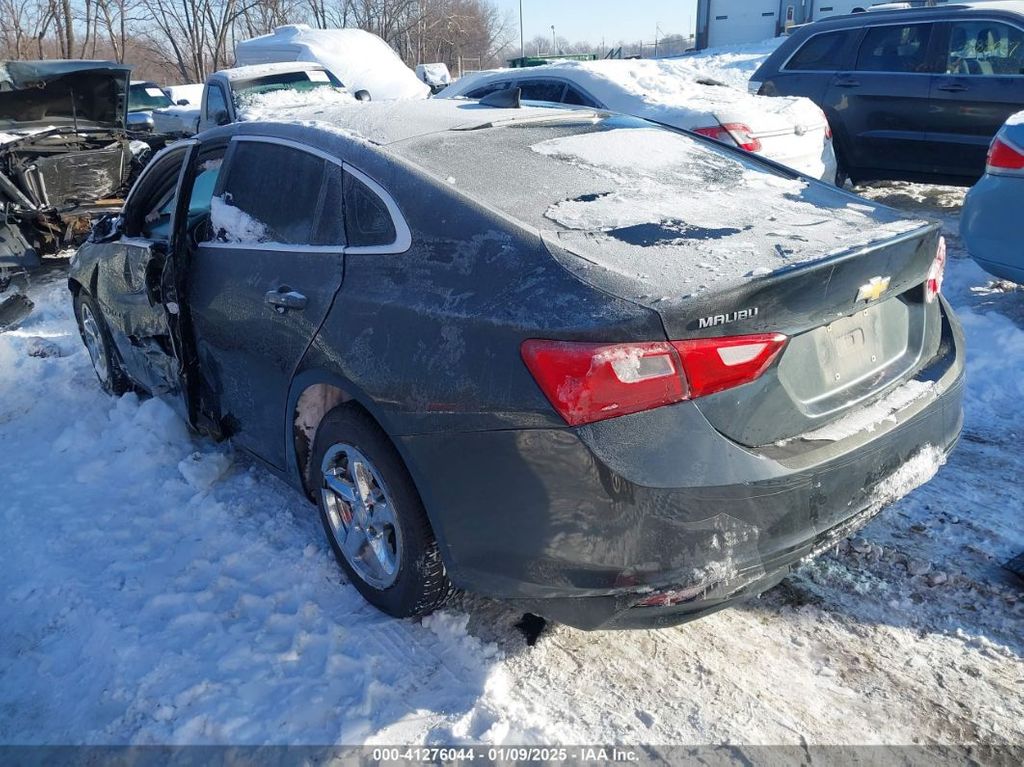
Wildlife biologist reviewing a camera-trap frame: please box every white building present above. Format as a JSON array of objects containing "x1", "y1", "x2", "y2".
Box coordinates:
[{"x1": 694, "y1": 0, "x2": 947, "y2": 50}]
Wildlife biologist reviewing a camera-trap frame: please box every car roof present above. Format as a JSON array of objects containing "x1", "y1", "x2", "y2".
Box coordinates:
[
  {"x1": 800, "y1": 0, "x2": 1024, "y2": 29},
  {"x1": 246, "y1": 97, "x2": 602, "y2": 146},
  {"x1": 214, "y1": 61, "x2": 329, "y2": 81}
]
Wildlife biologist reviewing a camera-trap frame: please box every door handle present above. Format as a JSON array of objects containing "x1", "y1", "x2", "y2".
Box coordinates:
[
  {"x1": 833, "y1": 78, "x2": 860, "y2": 88},
  {"x1": 937, "y1": 82, "x2": 968, "y2": 93},
  {"x1": 265, "y1": 287, "x2": 307, "y2": 313}
]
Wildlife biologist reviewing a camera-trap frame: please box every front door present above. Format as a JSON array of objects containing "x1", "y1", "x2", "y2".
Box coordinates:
[
  {"x1": 186, "y1": 136, "x2": 347, "y2": 469},
  {"x1": 825, "y1": 21, "x2": 940, "y2": 179},
  {"x1": 928, "y1": 18, "x2": 1024, "y2": 180}
]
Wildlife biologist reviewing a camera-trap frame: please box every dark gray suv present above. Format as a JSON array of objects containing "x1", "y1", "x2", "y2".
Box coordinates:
[
  {"x1": 752, "y1": 3, "x2": 1024, "y2": 185},
  {"x1": 68, "y1": 100, "x2": 963, "y2": 630}
]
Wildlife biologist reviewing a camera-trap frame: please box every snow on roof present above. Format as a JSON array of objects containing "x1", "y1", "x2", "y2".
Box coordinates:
[
  {"x1": 445, "y1": 58, "x2": 822, "y2": 133},
  {"x1": 235, "y1": 25, "x2": 429, "y2": 101},
  {"x1": 245, "y1": 97, "x2": 581, "y2": 145},
  {"x1": 216, "y1": 61, "x2": 330, "y2": 82},
  {"x1": 235, "y1": 85, "x2": 356, "y2": 121}
]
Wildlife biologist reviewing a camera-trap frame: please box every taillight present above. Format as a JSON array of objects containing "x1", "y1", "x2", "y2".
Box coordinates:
[
  {"x1": 521, "y1": 334, "x2": 788, "y2": 426},
  {"x1": 986, "y1": 136, "x2": 1024, "y2": 174},
  {"x1": 926, "y1": 236, "x2": 947, "y2": 304},
  {"x1": 693, "y1": 123, "x2": 763, "y2": 153},
  {"x1": 672, "y1": 334, "x2": 788, "y2": 399}
]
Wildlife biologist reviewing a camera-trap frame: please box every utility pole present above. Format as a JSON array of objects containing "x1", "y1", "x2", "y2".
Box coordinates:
[
  {"x1": 551, "y1": 25, "x2": 556, "y2": 54},
  {"x1": 519, "y1": 0, "x2": 525, "y2": 57}
]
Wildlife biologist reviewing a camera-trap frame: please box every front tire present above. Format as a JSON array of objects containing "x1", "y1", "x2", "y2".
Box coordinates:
[
  {"x1": 73, "y1": 290, "x2": 129, "y2": 396},
  {"x1": 310, "y1": 405, "x2": 453, "y2": 618}
]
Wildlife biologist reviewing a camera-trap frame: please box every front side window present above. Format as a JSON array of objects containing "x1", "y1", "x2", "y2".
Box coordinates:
[
  {"x1": 125, "y1": 146, "x2": 189, "y2": 239},
  {"x1": 946, "y1": 20, "x2": 1024, "y2": 75},
  {"x1": 465, "y1": 80, "x2": 511, "y2": 99},
  {"x1": 562, "y1": 85, "x2": 601, "y2": 108},
  {"x1": 205, "y1": 85, "x2": 229, "y2": 121},
  {"x1": 856, "y1": 23, "x2": 934, "y2": 73},
  {"x1": 787, "y1": 30, "x2": 856, "y2": 71},
  {"x1": 211, "y1": 141, "x2": 344, "y2": 247},
  {"x1": 517, "y1": 79, "x2": 568, "y2": 103}
]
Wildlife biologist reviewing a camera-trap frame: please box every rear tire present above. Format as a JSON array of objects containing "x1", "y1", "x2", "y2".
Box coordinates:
[
  {"x1": 73, "y1": 290, "x2": 129, "y2": 396},
  {"x1": 310, "y1": 405, "x2": 453, "y2": 618}
]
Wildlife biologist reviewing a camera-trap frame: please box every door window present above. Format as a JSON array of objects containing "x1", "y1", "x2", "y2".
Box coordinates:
[
  {"x1": 205, "y1": 85, "x2": 229, "y2": 122},
  {"x1": 465, "y1": 81, "x2": 511, "y2": 99},
  {"x1": 562, "y1": 85, "x2": 601, "y2": 108},
  {"x1": 856, "y1": 23, "x2": 934, "y2": 73},
  {"x1": 786, "y1": 30, "x2": 857, "y2": 71},
  {"x1": 517, "y1": 79, "x2": 567, "y2": 103},
  {"x1": 946, "y1": 20, "x2": 1024, "y2": 75},
  {"x1": 211, "y1": 141, "x2": 346, "y2": 247},
  {"x1": 123, "y1": 145, "x2": 189, "y2": 239}
]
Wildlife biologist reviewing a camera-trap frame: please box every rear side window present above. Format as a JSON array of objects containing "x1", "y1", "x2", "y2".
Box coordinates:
[
  {"x1": 946, "y1": 20, "x2": 1024, "y2": 76},
  {"x1": 856, "y1": 23, "x2": 934, "y2": 73},
  {"x1": 786, "y1": 30, "x2": 856, "y2": 71},
  {"x1": 344, "y1": 172, "x2": 396, "y2": 248}
]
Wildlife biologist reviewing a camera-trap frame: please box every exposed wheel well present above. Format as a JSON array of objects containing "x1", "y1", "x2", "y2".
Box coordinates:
[{"x1": 294, "y1": 382, "x2": 392, "y2": 498}]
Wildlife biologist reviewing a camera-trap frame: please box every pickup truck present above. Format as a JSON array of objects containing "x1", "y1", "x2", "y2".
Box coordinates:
[{"x1": 150, "y1": 62, "x2": 357, "y2": 137}]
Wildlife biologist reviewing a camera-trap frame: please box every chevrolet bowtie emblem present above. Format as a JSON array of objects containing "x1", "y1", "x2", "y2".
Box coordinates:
[{"x1": 857, "y1": 276, "x2": 892, "y2": 303}]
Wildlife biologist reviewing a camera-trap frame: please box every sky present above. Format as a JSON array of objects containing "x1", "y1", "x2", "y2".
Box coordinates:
[{"x1": 498, "y1": 0, "x2": 700, "y2": 49}]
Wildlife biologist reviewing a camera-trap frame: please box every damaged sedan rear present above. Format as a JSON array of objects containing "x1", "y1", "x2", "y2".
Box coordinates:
[
  {"x1": 0, "y1": 60, "x2": 133, "y2": 293},
  {"x1": 68, "y1": 100, "x2": 964, "y2": 630}
]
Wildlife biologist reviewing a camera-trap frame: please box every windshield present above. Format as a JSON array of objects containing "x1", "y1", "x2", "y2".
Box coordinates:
[
  {"x1": 231, "y1": 70, "x2": 344, "y2": 104},
  {"x1": 128, "y1": 83, "x2": 173, "y2": 112}
]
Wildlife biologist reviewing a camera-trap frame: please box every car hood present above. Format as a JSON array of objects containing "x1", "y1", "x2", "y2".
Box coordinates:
[{"x1": 0, "y1": 60, "x2": 131, "y2": 131}]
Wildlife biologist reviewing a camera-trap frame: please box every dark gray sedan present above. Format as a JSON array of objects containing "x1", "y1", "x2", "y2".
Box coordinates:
[{"x1": 68, "y1": 99, "x2": 964, "y2": 629}]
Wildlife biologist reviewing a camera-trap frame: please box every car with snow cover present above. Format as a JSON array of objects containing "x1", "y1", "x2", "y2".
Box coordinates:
[
  {"x1": 0, "y1": 59, "x2": 134, "y2": 323},
  {"x1": 436, "y1": 59, "x2": 838, "y2": 182},
  {"x1": 67, "y1": 99, "x2": 964, "y2": 630}
]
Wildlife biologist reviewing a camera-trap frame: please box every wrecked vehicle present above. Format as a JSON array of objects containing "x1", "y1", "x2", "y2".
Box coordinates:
[
  {"x1": 68, "y1": 100, "x2": 963, "y2": 630},
  {"x1": 0, "y1": 59, "x2": 133, "y2": 314}
]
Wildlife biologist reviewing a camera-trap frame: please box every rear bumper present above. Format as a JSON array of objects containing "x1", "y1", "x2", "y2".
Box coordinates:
[
  {"x1": 962, "y1": 175, "x2": 1024, "y2": 283},
  {"x1": 399, "y1": 300, "x2": 965, "y2": 630}
]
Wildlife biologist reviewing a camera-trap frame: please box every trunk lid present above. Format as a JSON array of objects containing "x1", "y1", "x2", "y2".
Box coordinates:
[{"x1": 530, "y1": 127, "x2": 941, "y2": 446}]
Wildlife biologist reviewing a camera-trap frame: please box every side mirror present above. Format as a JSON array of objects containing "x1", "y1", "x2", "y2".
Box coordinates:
[
  {"x1": 177, "y1": 99, "x2": 190, "y2": 106},
  {"x1": 354, "y1": 89, "x2": 371, "y2": 102},
  {"x1": 214, "y1": 109, "x2": 230, "y2": 126}
]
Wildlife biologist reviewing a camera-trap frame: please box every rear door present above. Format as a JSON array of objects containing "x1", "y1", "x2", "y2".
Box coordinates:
[
  {"x1": 186, "y1": 136, "x2": 347, "y2": 469},
  {"x1": 825, "y1": 21, "x2": 940, "y2": 179},
  {"x1": 928, "y1": 17, "x2": 1024, "y2": 180}
]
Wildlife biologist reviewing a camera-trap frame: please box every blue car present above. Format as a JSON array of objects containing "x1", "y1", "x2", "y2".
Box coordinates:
[{"x1": 962, "y1": 111, "x2": 1024, "y2": 284}]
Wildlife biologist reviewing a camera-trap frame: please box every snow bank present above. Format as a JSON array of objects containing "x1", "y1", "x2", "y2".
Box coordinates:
[
  {"x1": 235, "y1": 26, "x2": 429, "y2": 101},
  {"x1": 235, "y1": 85, "x2": 356, "y2": 121},
  {"x1": 210, "y1": 195, "x2": 268, "y2": 243}
]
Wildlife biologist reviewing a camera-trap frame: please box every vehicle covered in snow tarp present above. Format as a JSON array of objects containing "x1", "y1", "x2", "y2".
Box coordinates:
[{"x1": 0, "y1": 59, "x2": 133, "y2": 283}]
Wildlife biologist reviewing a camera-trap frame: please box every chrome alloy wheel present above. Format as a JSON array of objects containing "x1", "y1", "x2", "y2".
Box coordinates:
[
  {"x1": 79, "y1": 301, "x2": 109, "y2": 384},
  {"x1": 320, "y1": 444, "x2": 403, "y2": 589}
]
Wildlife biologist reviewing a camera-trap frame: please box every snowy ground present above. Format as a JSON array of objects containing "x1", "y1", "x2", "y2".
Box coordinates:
[{"x1": 2, "y1": 49, "x2": 1024, "y2": 747}]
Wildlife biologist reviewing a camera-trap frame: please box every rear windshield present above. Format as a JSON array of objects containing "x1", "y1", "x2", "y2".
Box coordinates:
[
  {"x1": 391, "y1": 115, "x2": 775, "y2": 233},
  {"x1": 231, "y1": 70, "x2": 343, "y2": 103}
]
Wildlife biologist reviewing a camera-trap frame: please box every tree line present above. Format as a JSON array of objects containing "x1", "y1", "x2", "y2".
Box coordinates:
[{"x1": 0, "y1": 0, "x2": 516, "y2": 83}]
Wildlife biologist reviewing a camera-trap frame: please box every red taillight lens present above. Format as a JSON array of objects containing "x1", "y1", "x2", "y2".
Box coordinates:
[
  {"x1": 926, "y1": 236, "x2": 947, "y2": 304},
  {"x1": 520, "y1": 341, "x2": 687, "y2": 427},
  {"x1": 693, "y1": 123, "x2": 763, "y2": 153},
  {"x1": 986, "y1": 136, "x2": 1024, "y2": 174},
  {"x1": 671, "y1": 334, "x2": 788, "y2": 399},
  {"x1": 521, "y1": 334, "x2": 788, "y2": 426}
]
